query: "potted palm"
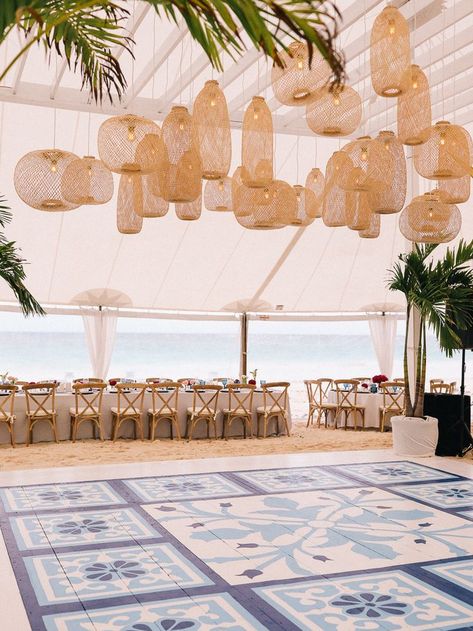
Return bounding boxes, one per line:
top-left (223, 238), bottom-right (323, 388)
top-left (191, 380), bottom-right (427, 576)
top-left (386, 239), bottom-right (473, 456)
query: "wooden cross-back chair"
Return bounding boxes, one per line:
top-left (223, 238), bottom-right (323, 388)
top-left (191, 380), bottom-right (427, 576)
top-left (352, 377), bottom-right (371, 383)
top-left (23, 383), bottom-right (58, 445)
top-left (431, 382), bottom-right (451, 394)
top-left (379, 381), bottom-right (405, 432)
top-left (148, 382), bottom-right (181, 440)
top-left (73, 377), bottom-right (103, 383)
top-left (448, 381), bottom-right (457, 393)
top-left (111, 383), bottom-right (147, 441)
top-left (186, 384), bottom-right (222, 440)
top-left (0, 385), bottom-right (18, 447)
top-left (304, 378), bottom-right (336, 428)
top-left (393, 377), bottom-right (405, 383)
top-left (222, 384), bottom-right (255, 440)
top-left (256, 382), bottom-right (291, 438)
top-left (430, 378), bottom-right (444, 392)
top-left (70, 382), bottom-right (107, 442)
top-left (146, 377), bottom-right (173, 384)
top-left (333, 380), bottom-right (366, 430)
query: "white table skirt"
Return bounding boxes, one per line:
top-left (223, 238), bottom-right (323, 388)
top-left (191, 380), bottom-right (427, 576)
top-left (328, 390), bottom-right (383, 429)
top-left (3, 390), bottom-right (292, 444)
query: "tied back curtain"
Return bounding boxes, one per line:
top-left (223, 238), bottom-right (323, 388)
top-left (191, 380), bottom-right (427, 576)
top-left (82, 308), bottom-right (118, 380)
top-left (369, 315), bottom-right (398, 378)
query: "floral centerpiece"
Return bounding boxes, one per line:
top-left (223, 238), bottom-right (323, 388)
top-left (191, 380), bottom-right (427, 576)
top-left (372, 374), bottom-right (388, 385)
top-left (248, 368), bottom-right (258, 385)
top-left (0, 372), bottom-right (17, 385)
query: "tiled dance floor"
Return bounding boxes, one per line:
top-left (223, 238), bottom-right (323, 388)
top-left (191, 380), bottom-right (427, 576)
top-left (0, 451), bottom-right (472, 630)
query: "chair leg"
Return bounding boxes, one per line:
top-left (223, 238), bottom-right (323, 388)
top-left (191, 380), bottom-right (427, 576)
top-left (284, 413), bottom-right (291, 437)
top-left (213, 419), bottom-right (218, 440)
top-left (112, 417), bottom-right (118, 442)
top-left (98, 419), bottom-right (104, 441)
top-left (10, 424), bottom-right (15, 448)
top-left (52, 419), bottom-right (58, 443)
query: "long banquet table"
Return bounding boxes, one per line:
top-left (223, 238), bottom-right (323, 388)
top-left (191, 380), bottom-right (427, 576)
top-left (2, 389), bottom-right (292, 444)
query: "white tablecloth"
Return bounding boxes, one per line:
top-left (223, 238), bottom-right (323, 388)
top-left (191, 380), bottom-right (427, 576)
top-left (328, 390), bottom-right (383, 429)
top-left (3, 390), bottom-right (292, 444)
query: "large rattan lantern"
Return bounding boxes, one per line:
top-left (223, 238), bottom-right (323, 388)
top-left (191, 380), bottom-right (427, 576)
top-left (368, 131), bottom-right (406, 214)
top-left (271, 41), bottom-right (330, 107)
top-left (370, 6), bottom-right (410, 97)
top-left (359, 212), bottom-right (381, 239)
top-left (234, 178), bottom-right (296, 229)
top-left (397, 65), bottom-right (431, 146)
top-left (14, 149), bottom-right (80, 211)
top-left (414, 121), bottom-right (470, 180)
top-left (241, 97), bottom-right (273, 187)
top-left (117, 174), bottom-right (143, 234)
top-left (160, 106), bottom-right (202, 203)
top-left (290, 185), bottom-right (317, 225)
top-left (175, 192), bottom-right (202, 221)
top-left (62, 156), bottom-right (113, 205)
top-left (345, 191), bottom-right (372, 231)
top-left (341, 136), bottom-right (394, 193)
top-left (135, 174), bottom-right (169, 218)
top-left (437, 175), bottom-right (470, 204)
top-left (399, 191), bottom-right (461, 243)
top-left (192, 80), bottom-right (231, 179)
top-left (98, 114), bottom-right (162, 174)
top-left (204, 177), bottom-right (233, 211)
top-left (306, 85), bottom-right (362, 137)
top-left (322, 151), bottom-right (352, 227)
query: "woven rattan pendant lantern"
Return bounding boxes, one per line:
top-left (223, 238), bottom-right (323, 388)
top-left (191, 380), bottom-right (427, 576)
top-left (204, 177), bottom-right (233, 211)
top-left (234, 178), bottom-right (296, 229)
top-left (322, 151), bottom-right (352, 227)
top-left (345, 191), bottom-right (372, 231)
top-left (399, 191), bottom-right (461, 243)
top-left (117, 174), bottom-right (143, 234)
top-left (98, 115), bottom-right (162, 174)
top-left (359, 212), bottom-right (381, 239)
top-left (271, 41), bottom-right (330, 107)
top-left (135, 174), bottom-right (169, 218)
top-left (370, 6), bottom-right (410, 97)
top-left (305, 168), bottom-right (325, 199)
top-left (62, 156), bottom-right (113, 205)
top-left (368, 131), bottom-right (406, 214)
top-left (241, 97), bottom-right (273, 187)
top-left (342, 136), bottom-right (394, 193)
top-left (306, 85), bottom-right (362, 137)
top-left (192, 80), bottom-right (231, 179)
top-left (14, 149), bottom-right (80, 211)
top-left (175, 192), bottom-right (202, 221)
top-left (291, 186), bottom-right (317, 225)
top-left (414, 121), bottom-right (470, 180)
top-left (397, 65), bottom-right (431, 146)
top-left (437, 175), bottom-right (470, 204)
top-left (160, 106), bottom-right (202, 203)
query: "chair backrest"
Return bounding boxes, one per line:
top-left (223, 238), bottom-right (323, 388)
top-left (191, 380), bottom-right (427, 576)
top-left (393, 377), bottom-right (405, 383)
top-left (449, 381), bottom-right (457, 393)
top-left (150, 382), bottom-right (180, 415)
top-left (191, 384), bottom-right (222, 417)
top-left (0, 385), bottom-right (17, 421)
top-left (304, 379), bottom-right (332, 408)
top-left (227, 383), bottom-right (254, 414)
top-left (72, 382), bottom-right (106, 416)
top-left (262, 382), bottom-right (290, 414)
top-left (73, 377), bottom-right (103, 383)
top-left (146, 377), bottom-right (173, 384)
top-left (430, 378), bottom-right (444, 392)
top-left (334, 380), bottom-right (359, 407)
top-left (352, 377), bottom-right (370, 383)
top-left (432, 382), bottom-right (450, 394)
top-left (23, 383), bottom-right (57, 418)
top-left (116, 382), bottom-right (147, 415)
top-left (380, 381), bottom-right (405, 412)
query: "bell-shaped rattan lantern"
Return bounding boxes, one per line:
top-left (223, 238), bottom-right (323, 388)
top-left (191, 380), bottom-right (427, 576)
top-left (345, 191), bottom-right (372, 231)
top-left (135, 174), bottom-right (169, 218)
top-left (414, 121), bottom-right (470, 180)
top-left (160, 106), bottom-right (202, 203)
top-left (306, 85), bottom-right (362, 137)
top-left (368, 131), bottom-right (406, 214)
top-left (117, 174), bottom-right (143, 234)
top-left (322, 151), bottom-right (352, 227)
top-left (397, 65), bottom-right (431, 146)
top-left (399, 191), bottom-right (461, 243)
top-left (192, 80), bottom-right (231, 180)
top-left (234, 176), bottom-right (296, 229)
top-left (62, 155), bottom-right (113, 206)
top-left (98, 115), bottom-right (162, 174)
top-left (290, 185), bottom-right (317, 225)
top-left (175, 192), bottom-right (202, 221)
top-left (359, 212), bottom-right (381, 239)
top-left (204, 177), bottom-right (233, 211)
top-left (241, 97), bottom-right (273, 188)
top-left (14, 149), bottom-right (81, 211)
top-left (271, 41), bottom-right (330, 107)
top-left (341, 136), bottom-right (394, 193)
top-left (437, 175), bottom-right (470, 204)
top-left (370, 6), bottom-right (410, 97)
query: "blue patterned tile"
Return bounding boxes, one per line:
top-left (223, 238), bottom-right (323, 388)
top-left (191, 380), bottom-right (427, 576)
top-left (393, 480), bottom-right (473, 509)
top-left (255, 570), bottom-right (473, 630)
top-left (331, 461), bottom-right (460, 485)
top-left (123, 473), bottom-right (249, 502)
top-left (423, 558), bottom-right (473, 592)
top-left (233, 466), bottom-right (354, 493)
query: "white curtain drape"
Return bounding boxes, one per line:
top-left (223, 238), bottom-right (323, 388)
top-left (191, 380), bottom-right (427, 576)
top-left (369, 315), bottom-right (398, 377)
top-left (82, 308), bottom-right (118, 380)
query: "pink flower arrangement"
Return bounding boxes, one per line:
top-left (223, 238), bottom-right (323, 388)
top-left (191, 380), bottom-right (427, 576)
top-left (372, 374), bottom-right (388, 384)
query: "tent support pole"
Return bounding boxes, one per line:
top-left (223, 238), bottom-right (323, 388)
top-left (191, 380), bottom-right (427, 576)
top-left (239, 312), bottom-right (248, 378)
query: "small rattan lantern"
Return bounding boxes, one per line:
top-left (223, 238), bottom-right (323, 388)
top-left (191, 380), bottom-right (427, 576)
top-left (359, 212), bottom-right (381, 239)
top-left (192, 80), bottom-right (231, 179)
top-left (290, 185), bottom-right (317, 225)
top-left (117, 174), bottom-right (143, 234)
top-left (160, 106), bottom-right (202, 203)
top-left (437, 175), bottom-right (470, 204)
top-left (135, 174), bottom-right (169, 218)
top-left (62, 156), bottom-right (113, 206)
top-left (345, 191), bottom-right (372, 231)
top-left (368, 131), bottom-right (406, 214)
top-left (306, 85), bottom-right (362, 137)
top-left (204, 177), bottom-right (233, 211)
top-left (234, 179), bottom-right (296, 229)
top-left (414, 121), bottom-right (470, 180)
top-left (98, 115), bottom-right (162, 174)
top-left (175, 192), bottom-right (202, 221)
top-left (370, 6), bottom-right (410, 97)
top-left (341, 136), bottom-right (394, 193)
top-left (397, 65), bottom-right (431, 146)
top-left (241, 97), bottom-right (273, 187)
top-left (14, 149), bottom-right (80, 211)
top-left (271, 41), bottom-right (330, 107)
top-left (305, 167), bottom-right (325, 199)
top-left (399, 191), bottom-right (461, 243)
top-left (322, 151), bottom-right (352, 227)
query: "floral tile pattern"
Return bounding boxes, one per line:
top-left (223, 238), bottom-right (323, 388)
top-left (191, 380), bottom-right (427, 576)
top-left (232, 466), bottom-right (354, 493)
top-left (392, 480), bottom-right (473, 509)
top-left (331, 461), bottom-right (460, 485)
top-left (423, 558), bottom-right (473, 592)
top-left (255, 570), bottom-right (473, 630)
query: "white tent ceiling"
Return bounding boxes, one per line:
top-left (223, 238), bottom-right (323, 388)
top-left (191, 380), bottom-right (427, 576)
top-left (0, 0), bottom-right (472, 315)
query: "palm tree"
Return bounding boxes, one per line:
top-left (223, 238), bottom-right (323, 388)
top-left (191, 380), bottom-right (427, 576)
top-left (387, 240), bottom-right (473, 418)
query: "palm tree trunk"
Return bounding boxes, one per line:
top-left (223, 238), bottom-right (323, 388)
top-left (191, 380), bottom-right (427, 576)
top-left (412, 321), bottom-right (427, 417)
top-left (403, 305), bottom-right (414, 416)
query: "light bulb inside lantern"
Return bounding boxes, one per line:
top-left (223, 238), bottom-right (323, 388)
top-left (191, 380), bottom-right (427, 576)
top-left (127, 127), bottom-right (135, 142)
top-left (264, 188), bottom-right (270, 200)
top-left (218, 180), bottom-right (224, 191)
top-left (210, 99), bottom-right (216, 107)
top-left (179, 121), bottom-right (185, 131)
top-left (297, 59), bottom-right (304, 70)
top-left (87, 166), bottom-right (92, 177)
top-left (50, 162), bottom-right (57, 173)
top-left (253, 110), bottom-right (259, 121)
top-left (412, 80), bottom-right (418, 89)
top-left (440, 133), bottom-right (446, 146)
top-left (384, 141), bottom-right (390, 150)
top-left (361, 148), bottom-right (368, 161)
top-left (127, 176), bottom-right (132, 184)
top-left (388, 20), bottom-right (395, 35)
top-left (333, 95), bottom-right (340, 106)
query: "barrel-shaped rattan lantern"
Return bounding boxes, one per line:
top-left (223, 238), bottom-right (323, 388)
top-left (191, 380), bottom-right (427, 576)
top-left (437, 175), bottom-right (470, 204)
top-left (160, 106), bottom-right (202, 203)
top-left (414, 121), bottom-right (470, 180)
top-left (271, 41), bottom-right (330, 107)
top-left (135, 174), bottom-right (169, 218)
top-left (175, 191), bottom-right (202, 221)
top-left (305, 167), bottom-right (325, 201)
top-left (98, 115), bottom-right (162, 174)
top-left (359, 212), bottom-right (381, 239)
top-left (290, 185), bottom-right (317, 225)
top-left (341, 135), bottom-right (394, 193)
top-left (370, 6), bottom-right (410, 97)
top-left (117, 174), bottom-right (143, 234)
top-left (345, 191), bottom-right (372, 231)
top-left (306, 85), bottom-right (362, 137)
top-left (241, 97), bottom-right (273, 187)
top-left (62, 156), bottom-right (113, 206)
top-left (192, 80), bottom-right (231, 179)
top-left (397, 65), bottom-right (431, 146)
top-left (234, 178), bottom-right (296, 229)
top-left (322, 151), bottom-right (352, 227)
top-left (204, 177), bottom-right (233, 211)
top-left (399, 191), bottom-right (461, 243)
top-left (368, 131), bottom-right (406, 214)
top-left (14, 149), bottom-right (80, 211)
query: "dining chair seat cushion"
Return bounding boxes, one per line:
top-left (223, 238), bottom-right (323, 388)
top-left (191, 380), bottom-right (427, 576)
top-left (70, 407), bottom-right (99, 416)
top-left (223, 407), bottom-right (250, 416)
top-left (321, 402), bottom-right (338, 409)
top-left (111, 407), bottom-right (140, 416)
top-left (27, 409), bottom-right (55, 417)
top-left (148, 407), bottom-right (175, 416)
top-left (257, 405), bottom-right (285, 414)
top-left (187, 407), bottom-right (213, 417)
top-left (379, 405), bottom-right (402, 412)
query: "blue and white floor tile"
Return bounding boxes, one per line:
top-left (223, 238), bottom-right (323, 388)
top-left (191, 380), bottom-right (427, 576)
top-left (331, 461), bottom-right (461, 485)
top-left (423, 558), bottom-right (473, 593)
top-left (391, 479), bottom-right (473, 509)
top-left (231, 466), bottom-right (354, 493)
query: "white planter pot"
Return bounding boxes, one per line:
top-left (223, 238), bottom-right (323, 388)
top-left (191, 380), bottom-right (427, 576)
top-left (390, 415), bottom-right (439, 458)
